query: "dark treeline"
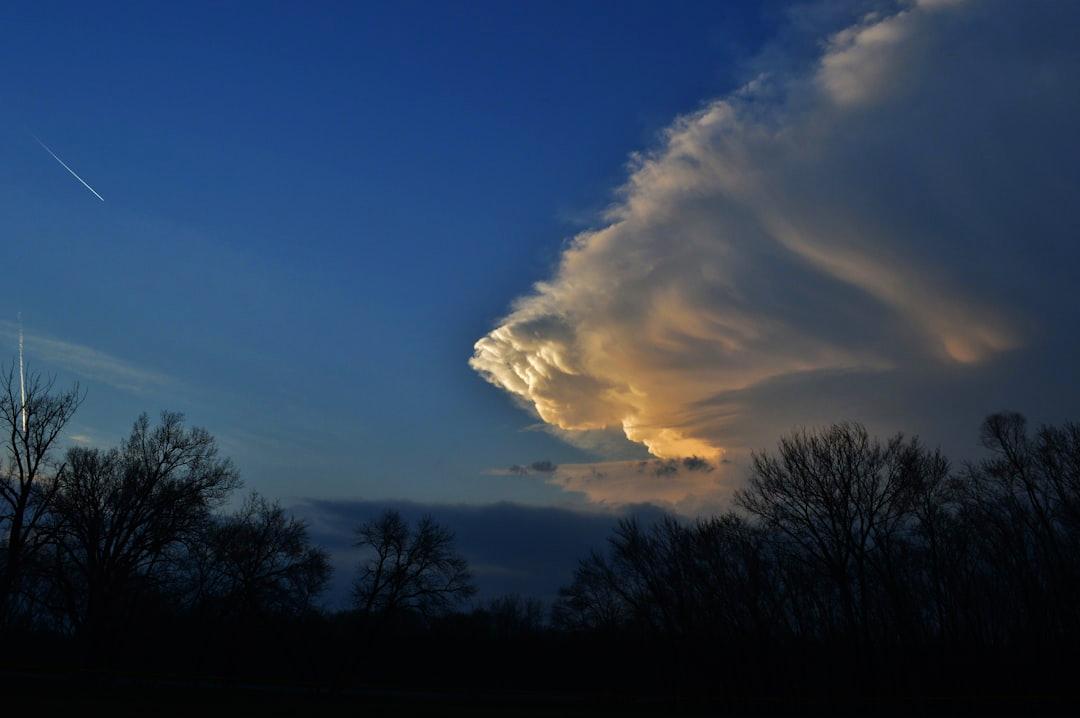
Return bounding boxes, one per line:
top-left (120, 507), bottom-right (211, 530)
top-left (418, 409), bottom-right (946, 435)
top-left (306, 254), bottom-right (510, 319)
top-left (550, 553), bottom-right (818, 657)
top-left (3, 367), bottom-right (1080, 713)
top-left (553, 418), bottom-right (1080, 709)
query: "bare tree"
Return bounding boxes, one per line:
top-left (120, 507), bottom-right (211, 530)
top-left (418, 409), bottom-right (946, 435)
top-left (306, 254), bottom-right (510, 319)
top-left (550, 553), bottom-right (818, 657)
top-left (0, 365), bottom-right (82, 624)
top-left (51, 411), bottom-right (240, 643)
top-left (962, 412), bottom-right (1080, 637)
top-left (352, 509), bottom-right (475, 619)
top-left (552, 547), bottom-right (632, 633)
top-left (191, 492), bottom-right (331, 618)
top-left (482, 593), bottom-right (546, 637)
top-left (553, 513), bottom-right (778, 639)
top-left (735, 422), bottom-right (943, 639)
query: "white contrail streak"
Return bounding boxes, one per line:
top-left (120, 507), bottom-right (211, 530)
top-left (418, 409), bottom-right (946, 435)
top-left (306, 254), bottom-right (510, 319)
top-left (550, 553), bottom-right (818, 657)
top-left (33, 136), bottom-right (105, 202)
top-left (18, 314), bottom-right (27, 436)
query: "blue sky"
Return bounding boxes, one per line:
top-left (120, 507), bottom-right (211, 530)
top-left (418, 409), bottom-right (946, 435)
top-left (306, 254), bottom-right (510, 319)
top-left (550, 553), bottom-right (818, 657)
top-left (0, 1), bottom-right (778, 504)
top-left (4, 1), bottom-right (1080, 520)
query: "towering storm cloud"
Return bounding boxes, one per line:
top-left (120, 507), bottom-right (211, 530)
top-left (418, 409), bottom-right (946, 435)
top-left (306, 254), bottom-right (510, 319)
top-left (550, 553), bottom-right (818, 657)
top-left (471, 0), bottom-right (1080, 502)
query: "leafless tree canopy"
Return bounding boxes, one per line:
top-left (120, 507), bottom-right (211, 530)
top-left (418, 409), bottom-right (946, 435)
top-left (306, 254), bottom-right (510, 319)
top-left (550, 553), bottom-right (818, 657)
top-left (190, 492), bottom-right (331, 618)
top-left (734, 422), bottom-right (949, 638)
top-left (0, 365), bottom-right (82, 625)
top-left (554, 417), bottom-right (1080, 658)
top-left (480, 593), bottom-right (546, 638)
top-left (49, 412), bottom-right (241, 638)
top-left (352, 509), bottom-right (475, 618)
top-left (4, 404), bottom-right (1080, 706)
top-left (553, 513), bottom-right (776, 638)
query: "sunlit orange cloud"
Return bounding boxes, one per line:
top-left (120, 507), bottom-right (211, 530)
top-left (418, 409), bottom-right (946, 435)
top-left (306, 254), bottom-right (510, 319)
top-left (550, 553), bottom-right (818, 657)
top-left (472, 0), bottom-right (1077, 508)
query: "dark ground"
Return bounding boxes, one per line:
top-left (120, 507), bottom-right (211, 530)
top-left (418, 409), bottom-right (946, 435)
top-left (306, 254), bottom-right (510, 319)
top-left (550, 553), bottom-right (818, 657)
top-left (4, 666), bottom-right (1079, 717)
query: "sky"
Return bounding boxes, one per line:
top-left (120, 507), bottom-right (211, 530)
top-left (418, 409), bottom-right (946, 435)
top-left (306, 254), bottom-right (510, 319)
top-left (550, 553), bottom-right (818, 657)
top-left (1, 0), bottom-right (778, 504)
top-left (3, 1), bottom-right (1080, 599)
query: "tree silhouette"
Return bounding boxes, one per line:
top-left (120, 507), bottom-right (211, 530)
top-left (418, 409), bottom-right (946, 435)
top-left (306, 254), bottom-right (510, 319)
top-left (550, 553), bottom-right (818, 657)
top-left (0, 366), bottom-right (82, 625)
top-left (50, 412), bottom-right (240, 646)
top-left (961, 412), bottom-right (1080, 638)
top-left (191, 492), bottom-right (331, 618)
top-left (3, 410), bottom-right (1080, 708)
top-left (481, 593), bottom-right (546, 638)
top-left (735, 422), bottom-right (946, 640)
top-left (553, 513), bottom-right (778, 639)
top-left (352, 509), bottom-right (475, 619)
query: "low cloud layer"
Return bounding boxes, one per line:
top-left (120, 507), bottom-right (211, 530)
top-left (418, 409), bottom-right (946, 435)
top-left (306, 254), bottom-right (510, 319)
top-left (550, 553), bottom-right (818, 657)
top-left (493, 457), bottom-right (731, 513)
top-left (471, 0), bottom-right (1080, 506)
top-left (294, 499), bottom-right (664, 607)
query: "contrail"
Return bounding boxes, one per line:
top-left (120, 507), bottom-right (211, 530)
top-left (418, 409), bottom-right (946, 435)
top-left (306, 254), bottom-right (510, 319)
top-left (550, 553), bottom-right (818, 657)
top-left (18, 314), bottom-right (27, 435)
top-left (33, 135), bottom-right (105, 202)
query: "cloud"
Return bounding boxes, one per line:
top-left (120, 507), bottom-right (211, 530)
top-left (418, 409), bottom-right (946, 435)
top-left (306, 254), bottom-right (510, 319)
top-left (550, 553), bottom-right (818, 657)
top-left (487, 455), bottom-right (731, 513)
top-left (526, 423), bottom-right (651, 461)
top-left (0, 320), bottom-right (173, 394)
top-left (499, 460), bottom-right (560, 477)
top-left (471, 0), bottom-right (1080, 506)
top-left (527, 457), bottom-right (733, 514)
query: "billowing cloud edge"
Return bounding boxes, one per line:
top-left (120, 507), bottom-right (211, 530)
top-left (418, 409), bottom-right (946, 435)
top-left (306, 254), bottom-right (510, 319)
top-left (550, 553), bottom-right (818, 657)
top-left (471, 0), bottom-right (1080, 506)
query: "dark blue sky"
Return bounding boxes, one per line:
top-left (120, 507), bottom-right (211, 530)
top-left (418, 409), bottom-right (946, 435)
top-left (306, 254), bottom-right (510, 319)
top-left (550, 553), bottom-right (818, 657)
top-left (0, 1), bottom-right (780, 503)
top-left (7, 0), bottom-right (1077, 522)
top-left (5, 1), bottom-right (1080, 601)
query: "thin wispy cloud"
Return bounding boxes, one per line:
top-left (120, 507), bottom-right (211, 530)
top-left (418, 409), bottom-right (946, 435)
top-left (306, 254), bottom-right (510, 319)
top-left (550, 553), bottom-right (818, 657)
top-left (0, 320), bottom-right (173, 394)
top-left (472, 0), bottom-right (1080, 506)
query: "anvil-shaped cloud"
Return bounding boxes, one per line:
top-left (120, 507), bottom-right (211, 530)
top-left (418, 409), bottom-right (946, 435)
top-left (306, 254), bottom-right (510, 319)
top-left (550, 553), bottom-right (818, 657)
top-left (472, 0), bottom-right (1080, 504)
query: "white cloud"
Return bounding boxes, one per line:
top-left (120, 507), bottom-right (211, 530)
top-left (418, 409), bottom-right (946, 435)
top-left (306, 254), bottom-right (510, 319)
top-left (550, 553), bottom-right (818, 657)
top-left (471, 0), bottom-right (1080, 507)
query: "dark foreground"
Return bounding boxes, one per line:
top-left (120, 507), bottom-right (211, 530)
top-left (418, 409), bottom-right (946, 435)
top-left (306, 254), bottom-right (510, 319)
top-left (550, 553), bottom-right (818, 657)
top-left (4, 665), bottom-right (1079, 718)
top-left (6, 409), bottom-right (1080, 715)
